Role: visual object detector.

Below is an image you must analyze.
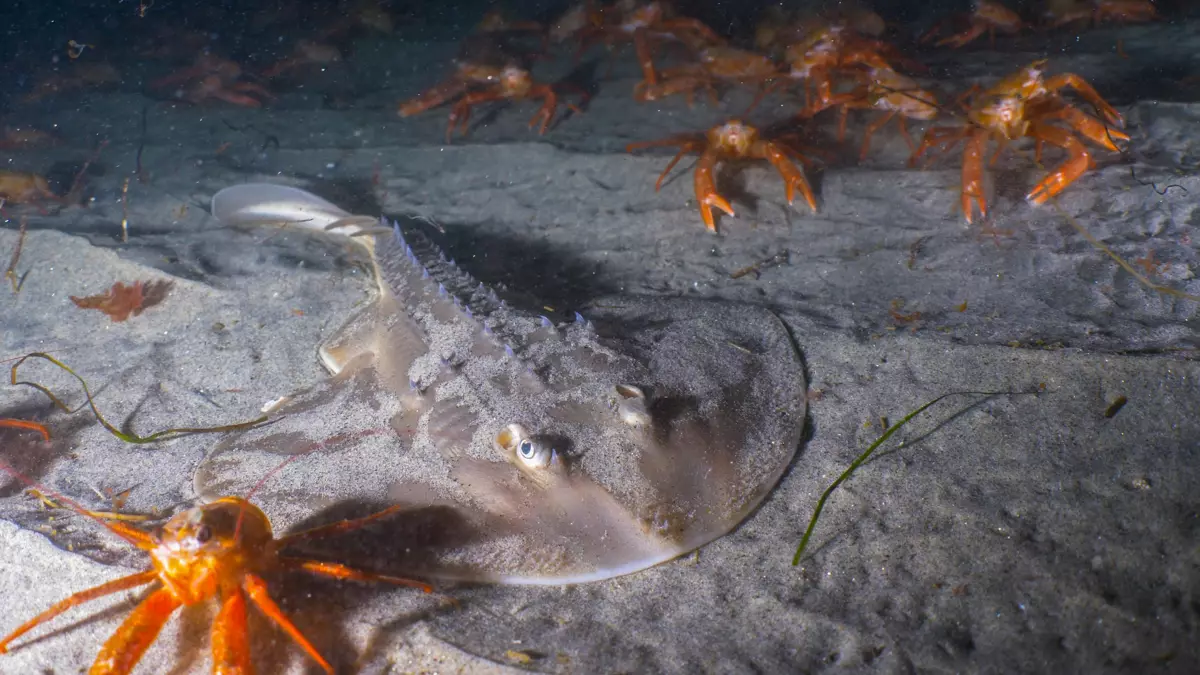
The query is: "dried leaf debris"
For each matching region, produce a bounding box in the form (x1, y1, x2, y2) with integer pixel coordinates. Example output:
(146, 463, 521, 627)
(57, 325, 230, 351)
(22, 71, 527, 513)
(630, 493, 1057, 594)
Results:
(69, 279, 173, 322)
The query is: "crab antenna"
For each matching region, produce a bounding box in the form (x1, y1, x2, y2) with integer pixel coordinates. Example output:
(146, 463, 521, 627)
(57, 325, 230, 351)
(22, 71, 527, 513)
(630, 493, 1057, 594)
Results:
(0, 418, 51, 441)
(233, 452, 305, 543)
(0, 457, 152, 548)
(232, 426, 391, 542)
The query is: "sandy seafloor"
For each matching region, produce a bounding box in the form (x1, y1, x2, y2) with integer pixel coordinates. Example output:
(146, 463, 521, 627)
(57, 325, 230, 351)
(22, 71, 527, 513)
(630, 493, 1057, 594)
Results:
(1, 10, 1199, 675)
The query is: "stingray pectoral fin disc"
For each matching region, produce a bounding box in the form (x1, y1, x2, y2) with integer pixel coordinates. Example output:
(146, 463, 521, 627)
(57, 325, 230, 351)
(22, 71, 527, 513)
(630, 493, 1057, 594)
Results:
(192, 296, 805, 584)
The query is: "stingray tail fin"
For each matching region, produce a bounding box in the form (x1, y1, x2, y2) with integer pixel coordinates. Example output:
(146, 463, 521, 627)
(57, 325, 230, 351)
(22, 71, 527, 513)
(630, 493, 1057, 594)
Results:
(211, 183, 379, 237)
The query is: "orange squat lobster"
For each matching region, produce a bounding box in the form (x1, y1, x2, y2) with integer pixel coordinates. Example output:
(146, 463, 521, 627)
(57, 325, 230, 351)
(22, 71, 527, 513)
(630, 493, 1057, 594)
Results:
(0, 489, 431, 674)
(921, 0, 1024, 48)
(151, 54, 272, 107)
(779, 24, 905, 111)
(1044, 0, 1158, 28)
(910, 59, 1128, 223)
(0, 171, 61, 205)
(575, 1, 726, 85)
(628, 120, 817, 231)
(0, 126, 60, 149)
(633, 46, 780, 105)
(399, 63, 585, 142)
(804, 66, 939, 161)
(262, 40, 343, 79)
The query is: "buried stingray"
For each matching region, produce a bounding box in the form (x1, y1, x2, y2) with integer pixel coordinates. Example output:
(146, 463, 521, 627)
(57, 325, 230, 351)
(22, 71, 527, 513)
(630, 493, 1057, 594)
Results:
(196, 184, 807, 584)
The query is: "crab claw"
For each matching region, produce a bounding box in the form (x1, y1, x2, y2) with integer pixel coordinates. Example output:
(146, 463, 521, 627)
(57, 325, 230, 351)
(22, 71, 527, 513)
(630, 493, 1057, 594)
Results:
(1044, 73, 1124, 130)
(1025, 122, 1092, 205)
(761, 141, 817, 213)
(693, 150, 734, 231)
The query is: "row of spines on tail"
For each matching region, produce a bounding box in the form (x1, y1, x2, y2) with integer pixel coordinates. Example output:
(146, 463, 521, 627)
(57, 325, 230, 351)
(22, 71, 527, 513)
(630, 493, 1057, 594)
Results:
(372, 217, 595, 364)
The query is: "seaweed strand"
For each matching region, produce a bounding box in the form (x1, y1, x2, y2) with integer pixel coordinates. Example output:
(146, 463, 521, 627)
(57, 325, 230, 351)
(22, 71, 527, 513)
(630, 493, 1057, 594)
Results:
(792, 387, 1041, 566)
(10, 352, 268, 444)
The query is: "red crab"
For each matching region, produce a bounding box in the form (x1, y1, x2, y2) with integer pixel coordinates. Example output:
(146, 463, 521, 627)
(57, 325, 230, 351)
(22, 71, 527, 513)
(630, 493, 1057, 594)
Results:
(399, 62, 586, 142)
(576, 1, 726, 85)
(910, 59, 1128, 223)
(151, 53, 272, 107)
(778, 23, 906, 110)
(921, 0, 1025, 48)
(0, 171, 60, 205)
(633, 46, 782, 104)
(804, 67, 940, 160)
(0, 126, 60, 149)
(627, 120, 818, 231)
(261, 40, 343, 79)
(1043, 0, 1159, 28)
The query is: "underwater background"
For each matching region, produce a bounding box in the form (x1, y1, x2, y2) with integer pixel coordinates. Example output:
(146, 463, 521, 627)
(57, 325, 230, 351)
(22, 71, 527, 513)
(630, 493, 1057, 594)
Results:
(1, 0, 1199, 673)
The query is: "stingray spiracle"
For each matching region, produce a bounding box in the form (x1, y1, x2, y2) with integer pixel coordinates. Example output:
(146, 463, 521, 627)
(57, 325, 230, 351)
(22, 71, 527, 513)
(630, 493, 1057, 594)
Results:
(614, 384, 653, 428)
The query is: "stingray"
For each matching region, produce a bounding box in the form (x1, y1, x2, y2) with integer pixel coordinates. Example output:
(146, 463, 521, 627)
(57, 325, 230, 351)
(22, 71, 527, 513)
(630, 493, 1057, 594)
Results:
(195, 183, 806, 584)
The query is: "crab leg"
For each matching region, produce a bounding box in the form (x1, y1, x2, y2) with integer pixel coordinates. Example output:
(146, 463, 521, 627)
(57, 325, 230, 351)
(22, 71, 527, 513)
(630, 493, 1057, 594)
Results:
(809, 70, 834, 112)
(626, 138, 705, 191)
(1025, 123, 1093, 205)
(528, 87, 559, 134)
(989, 136, 1010, 167)
(92, 586, 182, 675)
(244, 573, 334, 674)
(660, 18, 725, 47)
(693, 149, 734, 231)
(446, 90, 503, 142)
(209, 89, 266, 108)
(1096, 1, 1158, 23)
(897, 117, 915, 153)
(398, 80, 469, 117)
(633, 29, 659, 85)
(859, 111, 897, 160)
(1043, 73, 1124, 128)
(937, 22, 988, 49)
(211, 588, 253, 673)
(961, 130, 989, 223)
(918, 18, 950, 43)
(650, 141, 704, 192)
(0, 570, 158, 653)
(910, 126, 971, 167)
(275, 504, 409, 545)
(230, 81, 274, 100)
(149, 65, 212, 89)
(526, 84, 584, 135)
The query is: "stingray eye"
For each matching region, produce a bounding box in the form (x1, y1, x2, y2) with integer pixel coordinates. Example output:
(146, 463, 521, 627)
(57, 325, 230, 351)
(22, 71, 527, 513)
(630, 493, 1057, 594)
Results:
(517, 438, 556, 469)
(194, 524, 212, 544)
(615, 384, 653, 428)
(495, 423, 559, 475)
